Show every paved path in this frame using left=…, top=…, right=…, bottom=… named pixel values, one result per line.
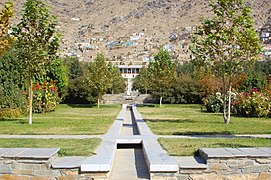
left=0, top=134, right=270, bottom=139
left=110, top=148, right=149, bottom=180
left=158, top=134, right=271, bottom=139
left=0, top=135, right=101, bottom=139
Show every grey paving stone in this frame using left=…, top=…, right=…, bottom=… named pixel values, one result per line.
left=238, top=148, right=271, bottom=157
left=199, top=148, right=235, bottom=158
left=0, top=149, right=9, bottom=156
left=224, top=148, right=248, bottom=157
left=1, top=148, right=29, bottom=158
left=175, top=156, right=207, bottom=169
left=257, top=147, right=271, bottom=154
left=81, top=140, right=117, bottom=172
left=51, top=156, right=86, bottom=169
left=142, top=139, right=179, bottom=172
left=16, top=148, right=60, bottom=159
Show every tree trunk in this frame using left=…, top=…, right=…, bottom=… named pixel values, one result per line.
left=222, top=77, right=227, bottom=123
left=145, top=87, right=148, bottom=95
left=160, top=96, right=163, bottom=108
left=226, top=81, right=232, bottom=124
left=97, top=98, right=100, bottom=108
left=28, top=79, right=33, bottom=125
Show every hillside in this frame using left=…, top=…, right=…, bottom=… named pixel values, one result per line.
left=7, top=0, right=271, bottom=63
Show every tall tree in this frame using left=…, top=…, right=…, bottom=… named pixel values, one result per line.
left=133, top=66, right=152, bottom=94
left=0, top=0, right=14, bottom=56
left=13, top=0, right=60, bottom=124
left=190, top=0, right=262, bottom=124
left=88, top=53, right=112, bottom=108
left=150, top=49, right=177, bottom=107
left=107, top=62, right=126, bottom=94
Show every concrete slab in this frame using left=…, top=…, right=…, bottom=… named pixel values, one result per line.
left=143, top=139, right=179, bottom=172
left=1, top=148, right=29, bottom=158
left=117, top=138, right=143, bottom=144
left=175, top=156, right=207, bottom=169
left=132, top=107, right=155, bottom=136
left=16, top=148, right=60, bottom=159
left=224, top=148, right=248, bottom=157
left=51, top=156, right=86, bottom=169
left=0, top=149, right=9, bottom=156
left=257, top=147, right=271, bottom=154
left=239, top=148, right=271, bottom=157
left=199, top=148, right=235, bottom=160
left=81, top=140, right=117, bottom=172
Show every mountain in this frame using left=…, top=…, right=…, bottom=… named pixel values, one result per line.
left=8, top=0, right=271, bottom=63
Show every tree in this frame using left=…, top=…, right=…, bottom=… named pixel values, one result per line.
left=107, top=63, right=126, bottom=94
left=88, top=53, right=112, bottom=108
left=133, top=66, right=152, bottom=94
left=190, top=0, right=261, bottom=124
left=13, top=0, right=60, bottom=124
left=150, top=49, right=177, bottom=107
left=0, top=0, right=14, bottom=56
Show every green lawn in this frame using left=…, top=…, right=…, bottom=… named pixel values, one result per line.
left=0, top=138, right=101, bottom=156
left=0, top=104, right=121, bottom=135
left=138, top=104, right=271, bottom=135
left=159, top=138, right=271, bottom=156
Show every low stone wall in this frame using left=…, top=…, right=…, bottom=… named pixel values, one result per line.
left=178, top=148, right=271, bottom=180
left=1, top=148, right=271, bottom=180
left=179, top=158, right=271, bottom=179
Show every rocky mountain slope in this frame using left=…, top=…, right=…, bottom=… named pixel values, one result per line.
left=7, top=0, right=271, bottom=63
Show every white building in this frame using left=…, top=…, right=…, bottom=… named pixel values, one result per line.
left=118, top=65, right=143, bottom=78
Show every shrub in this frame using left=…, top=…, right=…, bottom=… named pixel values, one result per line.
left=203, top=92, right=224, bottom=113
left=0, top=108, right=21, bottom=118
left=232, top=88, right=271, bottom=117
left=32, top=81, right=60, bottom=113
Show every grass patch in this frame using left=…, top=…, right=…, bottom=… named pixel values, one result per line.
left=159, top=138, right=271, bottom=156
left=137, top=104, right=271, bottom=135
left=0, top=138, right=101, bottom=156
left=0, top=104, right=121, bottom=135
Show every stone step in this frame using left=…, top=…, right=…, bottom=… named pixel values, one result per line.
left=174, top=156, right=207, bottom=169
left=51, top=156, right=86, bottom=169
left=0, top=148, right=60, bottom=160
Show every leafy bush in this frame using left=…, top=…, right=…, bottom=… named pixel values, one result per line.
left=232, top=88, right=271, bottom=117
left=203, top=92, right=224, bottom=113
left=0, top=108, right=21, bottom=118
left=0, top=51, right=28, bottom=117
left=32, top=81, right=60, bottom=113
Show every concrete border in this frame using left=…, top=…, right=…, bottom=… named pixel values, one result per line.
left=132, top=105, right=179, bottom=173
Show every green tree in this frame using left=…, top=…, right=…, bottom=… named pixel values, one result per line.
left=0, top=0, right=14, bottom=56
left=150, top=49, right=177, bottom=107
left=88, top=53, right=112, bottom=108
left=190, top=0, right=261, bottom=124
left=133, top=66, right=152, bottom=94
left=13, top=0, right=60, bottom=124
left=108, top=63, right=125, bottom=94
